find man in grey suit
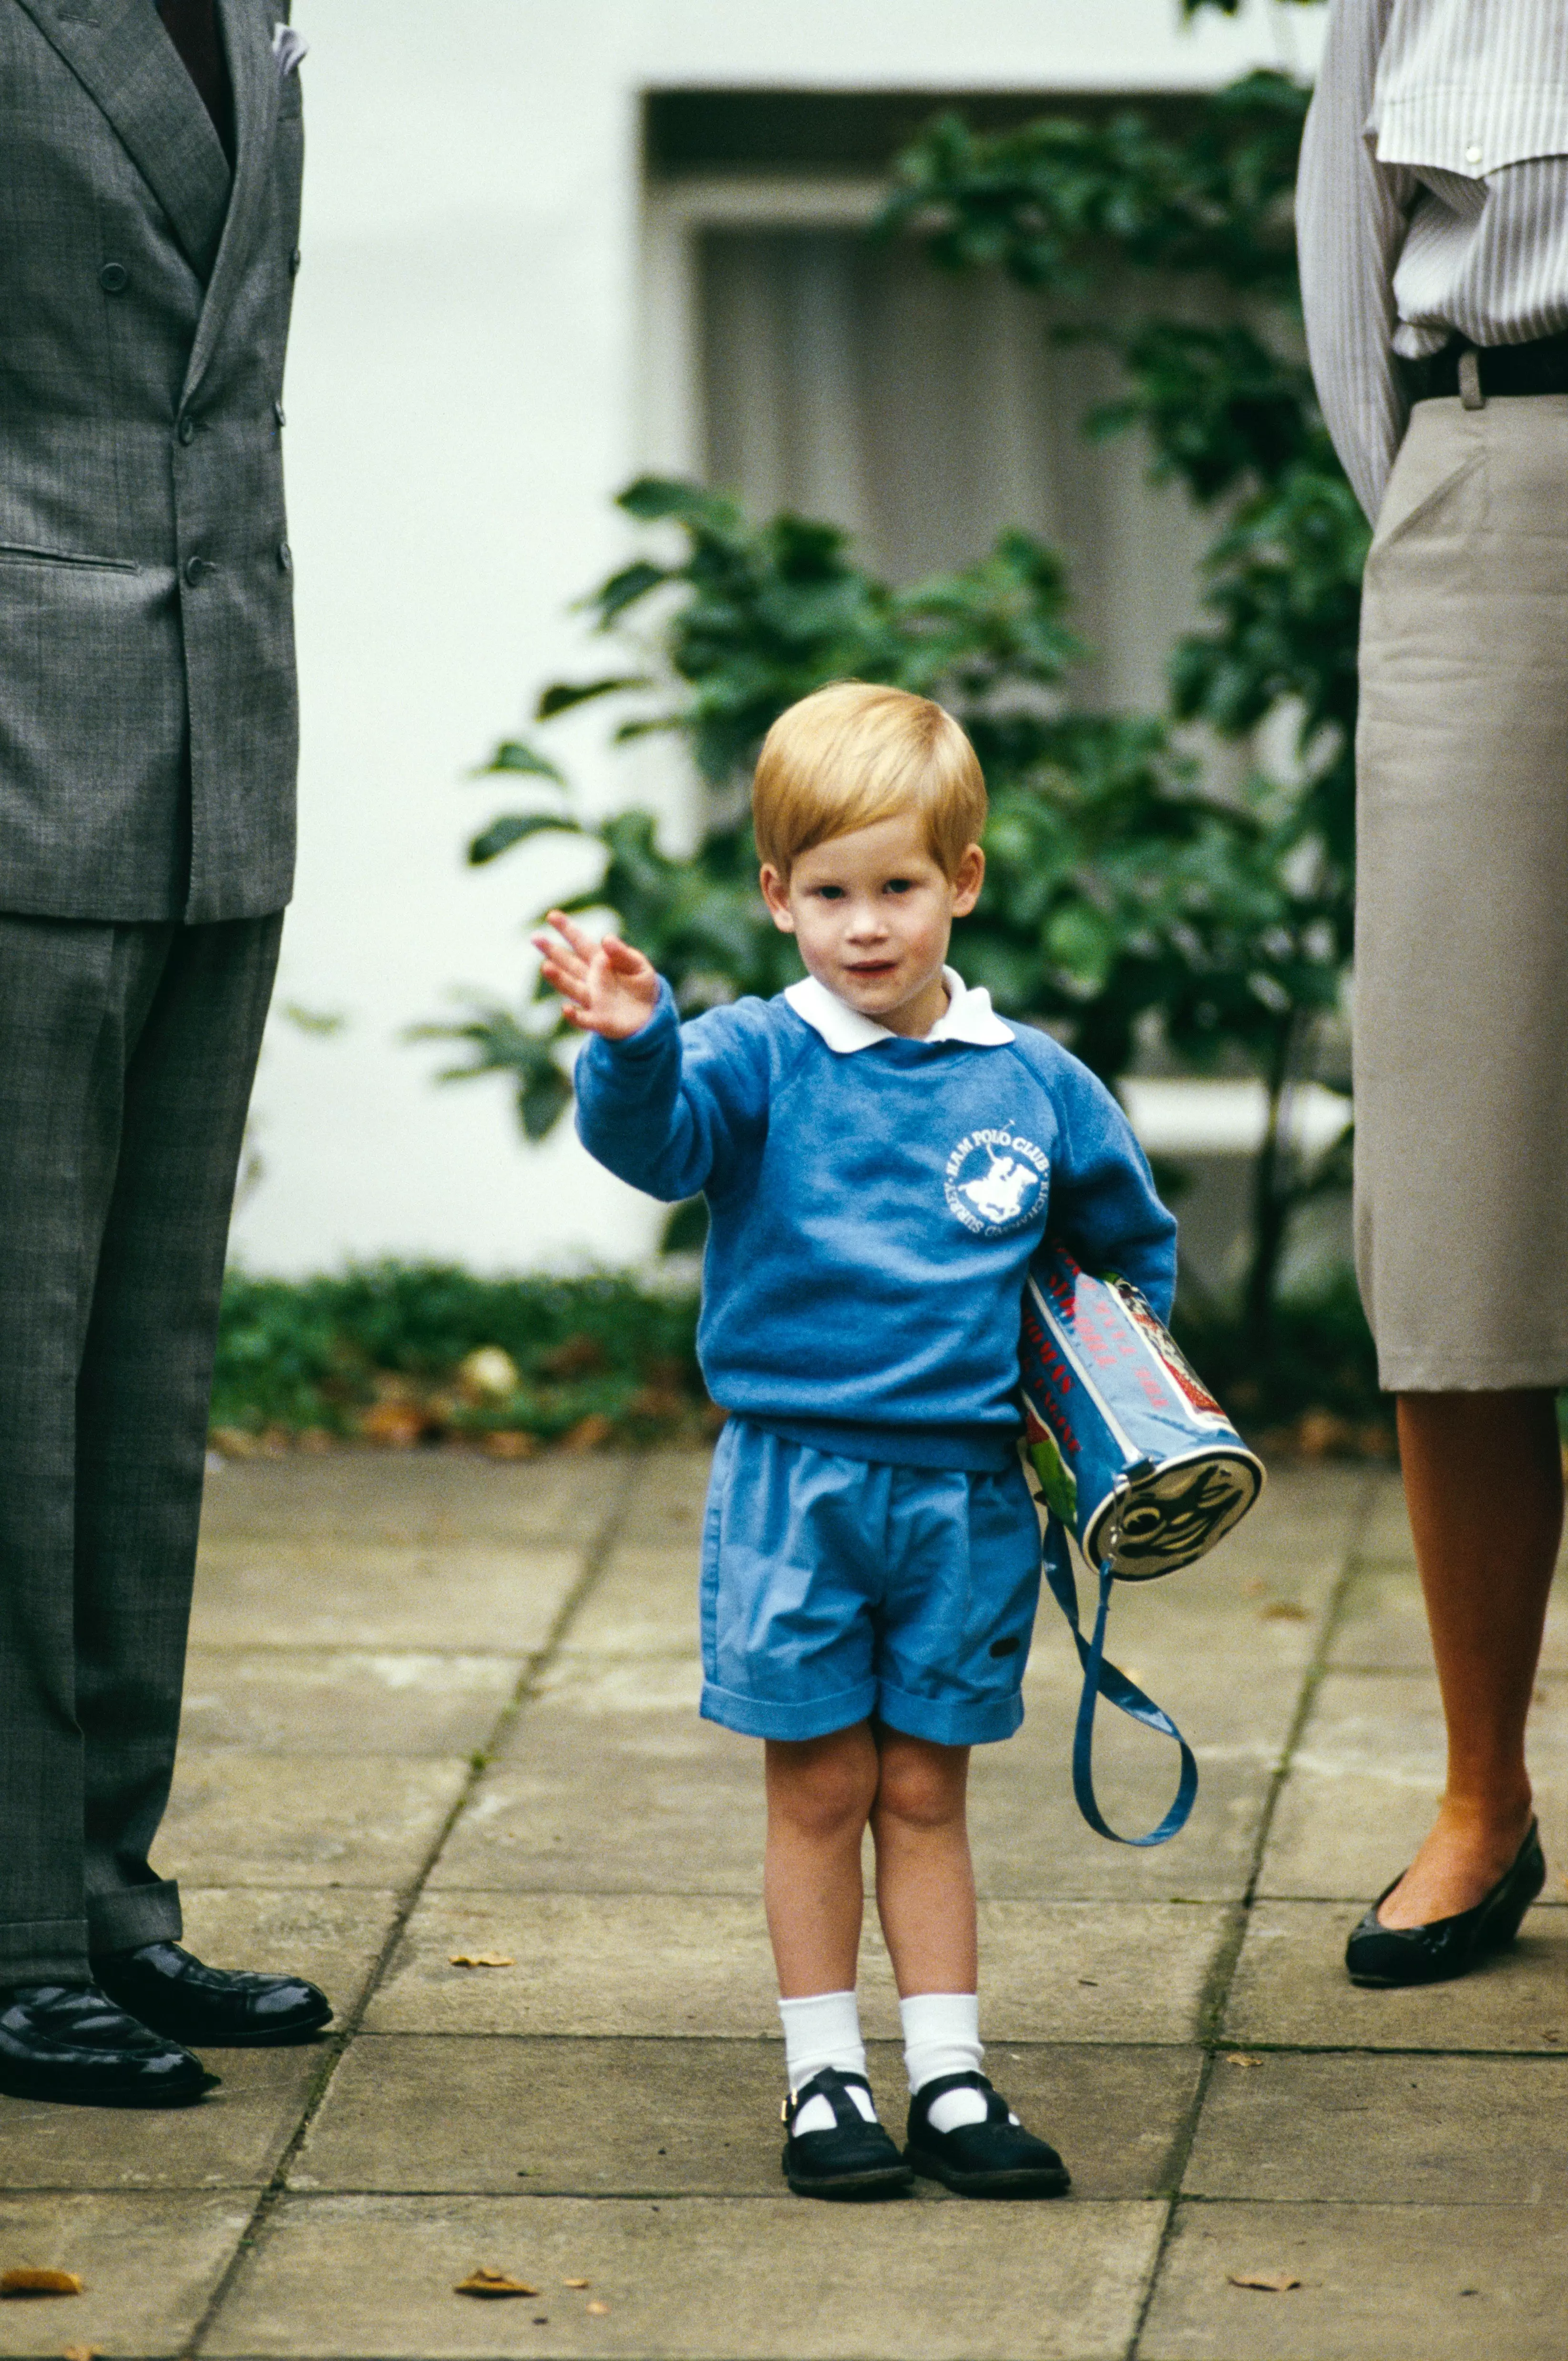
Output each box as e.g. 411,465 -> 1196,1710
0,0 -> 330,2106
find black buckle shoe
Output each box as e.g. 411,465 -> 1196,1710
905,2071 -> 1070,2198
92,1941 -> 333,2047
0,1983 -> 214,2108
781,2067 -> 912,2199
1345,1820 -> 1546,1989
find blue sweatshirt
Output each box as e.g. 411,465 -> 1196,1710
576,969 -> 1177,1471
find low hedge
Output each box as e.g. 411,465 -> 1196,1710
211,1264 -> 708,1455
211,1260 -> 1393,1460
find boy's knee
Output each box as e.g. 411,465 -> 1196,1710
766,1729 -> 878,1840
874,1741 -> 965,1834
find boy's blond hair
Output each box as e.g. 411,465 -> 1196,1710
752,682 -> 986,880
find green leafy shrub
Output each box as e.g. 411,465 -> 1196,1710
212,1265 -> 704,1448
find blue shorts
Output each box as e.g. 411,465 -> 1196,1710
699,1419 -> 1043,1747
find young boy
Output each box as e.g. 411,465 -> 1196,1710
538,681 -> 1175,2200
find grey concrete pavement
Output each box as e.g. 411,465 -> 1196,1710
0,1449 -> 1565,2355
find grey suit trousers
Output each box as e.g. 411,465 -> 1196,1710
0,913 -> 280,1983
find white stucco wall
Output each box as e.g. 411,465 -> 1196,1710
231,0 -> 1325,1276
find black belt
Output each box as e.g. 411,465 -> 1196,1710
1401,331 -> 1568,405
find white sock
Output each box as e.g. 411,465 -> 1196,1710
901,1991 -> 991,2132
779,1991 -> 876,2134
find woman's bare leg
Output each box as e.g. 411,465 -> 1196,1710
1378,1390 -> 1560,1928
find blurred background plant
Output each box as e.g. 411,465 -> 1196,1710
412,57 -> 1380,1455
212,1265 -> 707,1456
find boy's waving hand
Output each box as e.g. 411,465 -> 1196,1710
534,909 -> 660,1040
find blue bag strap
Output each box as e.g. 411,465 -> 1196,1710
1042,1522 -> 1198,1848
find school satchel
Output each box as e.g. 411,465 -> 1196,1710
1019,1243 -> 1265,1846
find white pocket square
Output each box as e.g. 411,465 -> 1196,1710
272,23 -> 308,75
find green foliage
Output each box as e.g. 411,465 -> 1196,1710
435,64 -> 1368,1345
212,1265 -> 703,1446
211,1260 -> 1384,1456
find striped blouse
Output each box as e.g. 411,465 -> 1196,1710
1298,0 -> 1568,519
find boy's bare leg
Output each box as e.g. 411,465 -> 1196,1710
764,1725 -> 880,1994
1378,1390 -> 1560,1928
870,1730 -> 977,1994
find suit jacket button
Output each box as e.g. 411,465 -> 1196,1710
273,400 -> 286,428
99,261 -> 129,293
277,541 -> 293,574
289,246 -> 302,275
184,555 -> 211,586
177,416 -> 196,445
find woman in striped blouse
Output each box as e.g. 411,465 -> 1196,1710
1298,0 -> 1568,1988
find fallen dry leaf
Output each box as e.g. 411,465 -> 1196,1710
1241,1576 -> 1269,1598
359,1399 -> 432,1448
1228,2271 -> 1302,2293
449,1953 -> 514,1969
560,1412 -> 614,1453
0,2270 -> 83,2298
62,2346 -> 99,2361
1224,2053 -> 1264,2069
483,1430 -> 538,1460
586,2300 -> 610,2316
1261,1601 -> 1310,1622
454,2269 -> 539,2299
563,2279 -> 591,2289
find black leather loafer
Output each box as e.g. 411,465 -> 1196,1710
92,1941 -> 333,2046
781,2067 -> 912,2199
1346,1820 -> 1546,1988
0,1983 -> 213,2107
905,2071 -> 1070,2197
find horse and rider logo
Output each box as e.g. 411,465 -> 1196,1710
944,1129 -> 1050,1235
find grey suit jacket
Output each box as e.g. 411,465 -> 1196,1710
0,0 -> 304,922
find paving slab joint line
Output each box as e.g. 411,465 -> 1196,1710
1124,1468 -> 1383,2360
177,1457 -> 642,2361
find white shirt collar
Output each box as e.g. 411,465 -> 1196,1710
784,966 -> 1015,1053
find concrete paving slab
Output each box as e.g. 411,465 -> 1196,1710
982,1637 -> 1300,1901
1184,1466 -> 1373,1581
158,1754 -> 470,1887
180,1649 -> 523,1755
201,1452 -> 630,1549
1223,1901 -> 1568,2052
0,2044 -> 318,2192
557,1549 -> 700,1660
205,2190 -> 1167,2361
1257,1673 -> 1568,1900
1357,1470 -> 1416,1564
1139,2200 -> 1568,2361
179,1889 -> 402,2026
1184,2048 -> 1568,2202
0,2192 -> 251,2357
367,1894 -> 1230,2043
190,1541 -> 583,1654
431,1701 -> 761,1894
613,1452 -> 712,1549
1330,1566 -> 1568,1674
290,2037 -> 1200,2200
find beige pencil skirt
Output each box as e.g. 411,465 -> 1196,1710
1355,390 -> 1568,1389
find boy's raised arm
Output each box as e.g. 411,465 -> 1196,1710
536,914 -> 773,1207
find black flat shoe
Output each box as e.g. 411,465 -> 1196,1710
1345,1820 -> 1546,1989
781,2067 -> 913,2199
0,1983 -> 213,2108
905,2071 -> 1070,2198
92,1941 -> 333,2046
